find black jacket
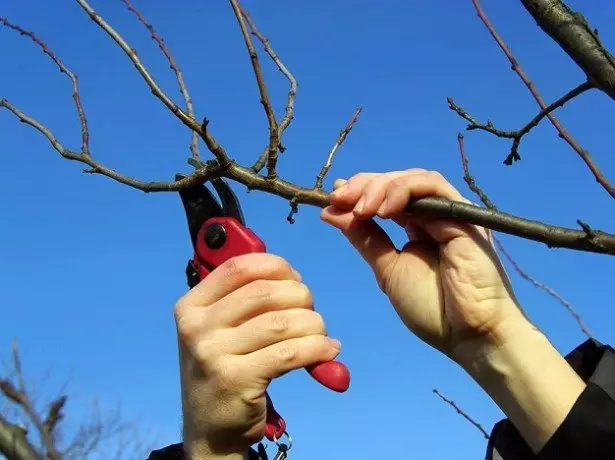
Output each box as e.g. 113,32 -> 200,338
148,339 -> 615,459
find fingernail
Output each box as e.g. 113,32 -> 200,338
291,268 -> 302,281
377,199 -> 388,216
328,337 -> 341,350
333,178 -> 347,190
331,185 -> 347,198
354,197 -> 365,213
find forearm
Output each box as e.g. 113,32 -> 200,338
459,312 -> 586,453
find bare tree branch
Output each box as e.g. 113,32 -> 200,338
0,17 -> 90,155
520,0 -> 615,100
2,2 -> 615,257
74,0 -> 231,167
494,237 -> 593,339
239,7 -> 298,173
315,107 -> 362,189
458,134 -> 593,338
1,343 -> 60,460
448,80 -> 594,165
462,0 -> 615,199
433,389 -> 490,440
0,414 -> 39,460
228,0 -> 280,178
120,0 -> 200,160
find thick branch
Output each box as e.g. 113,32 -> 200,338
228,0 -> 280,178
0,415 -> 39,460
74,0 -> 231,167
120,0 -> 200,160
520,0 -> 615,100
469,0 -> 615,199
0,17 -> 90,155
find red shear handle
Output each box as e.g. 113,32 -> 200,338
194,217 -> 351,439
307,361 -> 350,392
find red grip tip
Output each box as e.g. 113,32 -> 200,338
306,360 -> 350,393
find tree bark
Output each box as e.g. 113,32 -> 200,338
0,416 -> 40,460
520,0 -> 615,99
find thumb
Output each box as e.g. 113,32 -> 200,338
320,206 -> 398,287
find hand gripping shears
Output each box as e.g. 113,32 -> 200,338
176,174 -> 351,441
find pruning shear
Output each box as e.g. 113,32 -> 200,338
176,174 -> 351,442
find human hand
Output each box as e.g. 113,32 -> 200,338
320,169 -> 526,366
174,253 -> 341,459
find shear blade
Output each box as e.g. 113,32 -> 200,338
176,174 -> 246,249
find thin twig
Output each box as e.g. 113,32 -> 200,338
0,98 -> 219,191
315,107 -> 362,189
494,237 -> 593,339
433,389 -> 490,439
228,0 -> 280,178
240,7 -> 298,172
449,80 -> 594,164
458,135 -> 593,338
120,0 -> 200,160
74,0 -> 231,167
458,134 -> 496,209
469,0 -> 615,199
0,17 -> 90,155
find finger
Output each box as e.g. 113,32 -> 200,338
243,334 -> 341,381
377,170 -> 469,219
226,309 -> 326,355
177,253 -> 300,311
330,169 -> 427,211
352,171 -> 411,218
321,207 -> 398,288
208,279 -> 314,328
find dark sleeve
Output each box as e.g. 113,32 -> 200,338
146,443 -> 264,459
486,339 -> 615,460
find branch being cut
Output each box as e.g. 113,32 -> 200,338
457,0 -> 615,199
520,0 -> 615,100
120,0 -> 200,160
458,134 -> 593,338
3,2 -> 615,256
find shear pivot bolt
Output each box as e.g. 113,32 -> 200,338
205,223 -> 227,249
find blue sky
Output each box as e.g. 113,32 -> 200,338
2,0 -> 614,458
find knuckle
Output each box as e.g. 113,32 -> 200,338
277,344 -> 299,364
293,282 -> 313,306
267,313 -> 290,334
309,311 -> 326,333
427,170 -> 445,182
247,279 -> 276,300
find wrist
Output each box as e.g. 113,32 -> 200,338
456,309 -> 585,453
182,438 -> 249,460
